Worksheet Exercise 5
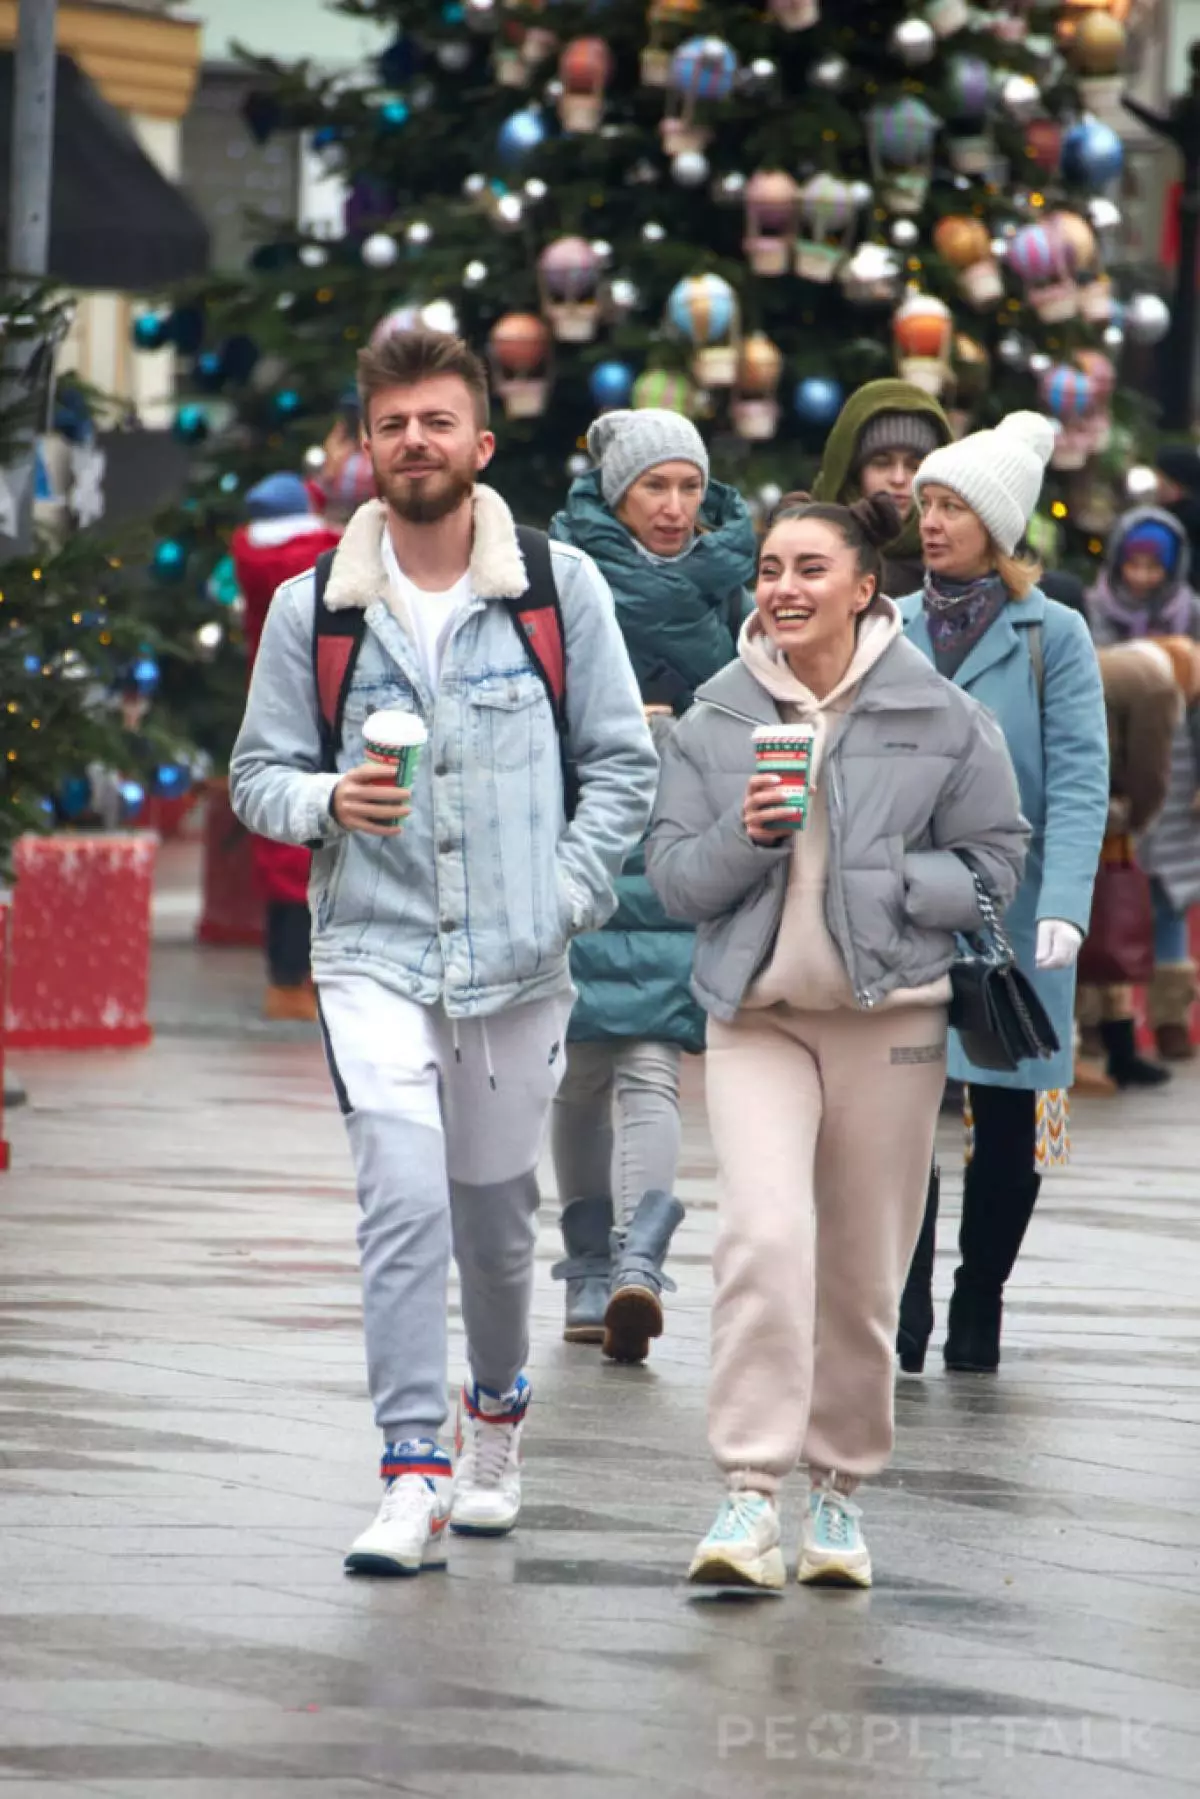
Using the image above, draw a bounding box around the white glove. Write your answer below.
[1036,919,1083,971]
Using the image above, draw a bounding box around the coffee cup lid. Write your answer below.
[363,709,429,749]
[752,723,815,742]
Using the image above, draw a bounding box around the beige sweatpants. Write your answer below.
[705,1003,947,1495]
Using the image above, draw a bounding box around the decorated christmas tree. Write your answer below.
[0,284,201,875]
[133,0,1168,770]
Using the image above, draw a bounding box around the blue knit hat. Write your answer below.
[1120,518,1180,574]
[246,472,313,521]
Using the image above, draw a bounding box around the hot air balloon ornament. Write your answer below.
[839,240,904,307]
[558,37,614,133]
[632,367,694,414]
[769,0,820,26]
[1067,10,1128,119]
[1074,348,1116,456]
[538,236,604,342]
[742,172,801,278]
[1039,362,1094,470]
[892,294,954,395]
[1051,209,1110,323]
[1005,218,1078,323]
[661,36,739,156]
[732,332,784,441]
[945,54,995,175]
[641,0,702,88]
[667,272,741,386]
[794,173,857,283]
[488,313,553,418]
[866,97,940,215]
[933,215,1004,310]
[496,0,556,86]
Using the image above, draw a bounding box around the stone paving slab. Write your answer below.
[2,921,1200,1796]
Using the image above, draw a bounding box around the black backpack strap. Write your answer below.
[508,525,577,815]
[310,547,366,772]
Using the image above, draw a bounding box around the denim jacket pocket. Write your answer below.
[468,673,551,771]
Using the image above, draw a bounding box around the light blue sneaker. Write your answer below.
[798,1483,872,1588]
[688,1492,786,1590]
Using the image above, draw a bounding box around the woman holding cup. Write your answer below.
[646,493,1027,1591]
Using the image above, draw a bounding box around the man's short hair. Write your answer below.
[357,329,491,429]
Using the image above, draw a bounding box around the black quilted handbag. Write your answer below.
[948,875,1060,1073]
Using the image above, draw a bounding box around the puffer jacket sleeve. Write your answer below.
[645,714,791,922]
[554,546,659,932]
[228,574,344,849]
[902,700,1030,932]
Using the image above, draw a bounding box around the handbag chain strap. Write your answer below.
[970,874,1016,969]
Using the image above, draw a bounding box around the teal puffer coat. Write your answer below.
[550,475,757,1050]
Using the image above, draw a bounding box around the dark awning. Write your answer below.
[0,52,209,289]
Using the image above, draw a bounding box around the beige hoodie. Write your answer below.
[739,598,951,1014]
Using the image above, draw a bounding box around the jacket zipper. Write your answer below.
[826,749,877,1011]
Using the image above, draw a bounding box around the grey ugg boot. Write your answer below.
[604,1190,685,1365]
[550,1197,614,1344]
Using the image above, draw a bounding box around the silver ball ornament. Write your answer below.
[543,78,564,103]
[299,243,329,268]
[463,172,488,200]
[997,331,1030,370]
[641,220,666,243]
[421,299,459,334]
[890,18,937,65]
[811,53,849,92]
[590,239,614,266]
[1028,352,1052,376]
[672,150,710,187]
[889,219,920,249]
[848,180,874,209]
[1125,465,1160,502]
[608,277,641,316]
[1103,324,1125,352]
[1125,293,1170,346]
[463,259,489,286]
[567,453,591,479]
[405,219,433,249]
[523,177,548,202]
[303,445,327,472]
[758,482,783,513]
[740,57,777,94]
[1088,197,1122,236]
[493,193,524,230]
[1000,74,1041,122]
[714,171,747,206]
[437,41,473,72]
[361,232,400,269]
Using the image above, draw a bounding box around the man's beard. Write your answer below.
[377,460,475,525]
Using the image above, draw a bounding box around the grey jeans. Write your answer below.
[550,1039,683,1228]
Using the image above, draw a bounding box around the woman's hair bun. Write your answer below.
[847,492,902,549]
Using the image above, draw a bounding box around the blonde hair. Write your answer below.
[992,544,1043,600]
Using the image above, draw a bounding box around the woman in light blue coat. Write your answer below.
[896,412,1108,1374]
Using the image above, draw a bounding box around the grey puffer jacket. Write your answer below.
[645,642,1029,1021]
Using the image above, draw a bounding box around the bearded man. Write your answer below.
[231,329,655,1576]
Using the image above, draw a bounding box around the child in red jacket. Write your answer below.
[231,473,342,1020]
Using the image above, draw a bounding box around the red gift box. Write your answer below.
[5,833,157,1049]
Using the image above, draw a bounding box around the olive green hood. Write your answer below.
[812,379,953,565]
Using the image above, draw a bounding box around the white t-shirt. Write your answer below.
[380,528,471,693]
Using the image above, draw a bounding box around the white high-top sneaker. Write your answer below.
[450,1374,530,1537]
[344,1440,453,1577]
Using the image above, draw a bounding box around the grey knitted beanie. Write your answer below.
[911,410,1056,556]
[586,408,710,509]
[854,410,944,470]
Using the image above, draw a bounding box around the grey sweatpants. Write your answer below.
[317,974,572,1444]
[550,1039,683,1229]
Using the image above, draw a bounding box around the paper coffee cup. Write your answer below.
[753,724,816,832]
[363,709,427,824]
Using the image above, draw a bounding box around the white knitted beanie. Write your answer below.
[911,411,1056,556]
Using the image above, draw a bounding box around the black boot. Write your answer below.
[1100,1018,1171,1089]
[897,1163,939,1373]
[944,1132,1040,1374]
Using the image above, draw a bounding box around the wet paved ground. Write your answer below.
[2,853,1199,1797]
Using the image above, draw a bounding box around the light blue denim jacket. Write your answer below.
[229,486,658,1018]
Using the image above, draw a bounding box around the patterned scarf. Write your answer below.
[922,571,1010,678]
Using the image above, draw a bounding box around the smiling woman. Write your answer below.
[644,490,1028,1593]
